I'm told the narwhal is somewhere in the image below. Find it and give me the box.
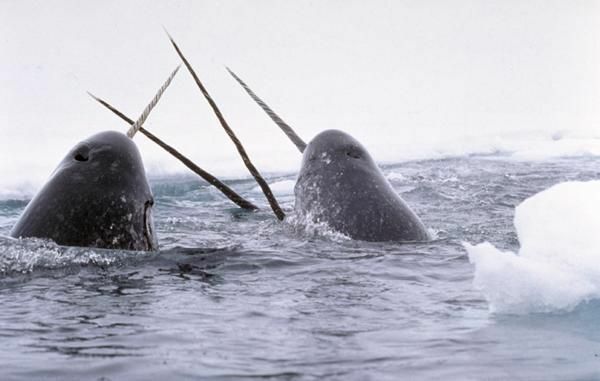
[10,66,182,250]
[223,69,430,242]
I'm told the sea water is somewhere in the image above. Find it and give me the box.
[1,156,599,380]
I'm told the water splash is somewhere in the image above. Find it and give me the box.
[0,236,153,275]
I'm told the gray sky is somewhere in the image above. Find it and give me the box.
[1,0,599,187]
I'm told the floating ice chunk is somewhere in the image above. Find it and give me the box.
[465,180,600,314]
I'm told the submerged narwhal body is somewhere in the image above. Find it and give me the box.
[227,69,429,242]
[10,131,158,251]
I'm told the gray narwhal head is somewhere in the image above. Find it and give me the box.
[301,129,377,171]
[11,130,158,251]
[296,129,430,242]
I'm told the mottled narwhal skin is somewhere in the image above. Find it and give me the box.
[295,129,429,242]
[10,131,158,251]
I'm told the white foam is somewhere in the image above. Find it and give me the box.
[286,212,352,242]
[465,180,600,314]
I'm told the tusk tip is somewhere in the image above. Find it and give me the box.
[86,91,100,101]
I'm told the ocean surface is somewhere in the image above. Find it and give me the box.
[1,155,600,380]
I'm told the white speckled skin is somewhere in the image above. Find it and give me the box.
[295,129,429,242]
